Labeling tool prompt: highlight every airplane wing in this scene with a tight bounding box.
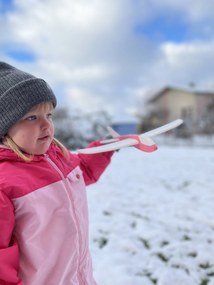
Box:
[141,119,183,138]
[77,138,138,154]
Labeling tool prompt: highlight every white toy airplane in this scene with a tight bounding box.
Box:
[77,119,183,154]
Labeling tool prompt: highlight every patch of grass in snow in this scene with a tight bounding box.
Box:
[129,211,151,223]
[198,263,214,285]
[144,272,157,284]
[160,240,170,247]
[138,237,150,249]
[207,272,214,277]
[136,271,157,284]
[103,210,112,216]
[94,237,109,249]
[199,262,213,269]
[171,264,190,274]
[182,234,192,241]
[200,279,209,285]
[130,221,137,228]
[94,230,109,249]
[178,180,191,190]
[156,252,169,262]
[187,251,197,258]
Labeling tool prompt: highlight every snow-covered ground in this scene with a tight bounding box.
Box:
[87,145,214,285]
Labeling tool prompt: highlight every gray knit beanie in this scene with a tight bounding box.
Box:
[0,62,57,138]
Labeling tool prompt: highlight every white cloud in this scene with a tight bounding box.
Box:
[65,86,104,112]
[1,0,214,122]
[158,41,214,88]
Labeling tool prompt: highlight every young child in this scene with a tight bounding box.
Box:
[0,62,113,285]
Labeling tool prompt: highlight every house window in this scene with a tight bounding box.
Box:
[181,107,192,119]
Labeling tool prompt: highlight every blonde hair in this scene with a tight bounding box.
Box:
[4,136,68,162]
[3,101,69,162]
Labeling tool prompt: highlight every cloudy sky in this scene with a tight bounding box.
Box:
[1,0,214,122]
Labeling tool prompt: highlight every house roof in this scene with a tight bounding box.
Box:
[148,86,214,103]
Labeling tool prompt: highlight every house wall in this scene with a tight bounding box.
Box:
[153,89,197,122]
[166,90,196,120]
[195,94,214,119]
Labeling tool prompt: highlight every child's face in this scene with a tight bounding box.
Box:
[7,102,54,155]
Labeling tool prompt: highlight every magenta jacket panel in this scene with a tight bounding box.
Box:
[0,143,113,285]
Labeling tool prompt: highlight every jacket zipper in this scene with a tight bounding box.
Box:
[43,153,65,179]
[43,153,84,284]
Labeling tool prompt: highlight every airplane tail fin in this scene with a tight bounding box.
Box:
[106,126,120,138]
[100,126,120,144]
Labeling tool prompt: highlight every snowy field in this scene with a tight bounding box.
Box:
[87,145,214,285]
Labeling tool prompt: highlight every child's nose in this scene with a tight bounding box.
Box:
[41,118,52,129]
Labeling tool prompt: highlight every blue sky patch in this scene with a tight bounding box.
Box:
[0,0,14,13]
[6,50,36,62]
[134,16,188,42]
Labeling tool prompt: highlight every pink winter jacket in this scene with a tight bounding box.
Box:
[0,142,113,285]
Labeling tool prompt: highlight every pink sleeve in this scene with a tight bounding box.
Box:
[0,191,22,284]
[78,140,114,186]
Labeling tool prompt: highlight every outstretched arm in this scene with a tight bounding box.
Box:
[78,140,114,186]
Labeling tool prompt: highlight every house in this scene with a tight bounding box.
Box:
[143,86,214,134]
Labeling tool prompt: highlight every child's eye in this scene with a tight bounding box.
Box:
[47,113,53,119]
[26,115,37,121]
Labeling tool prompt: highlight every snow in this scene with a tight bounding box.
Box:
[87,145,214,285]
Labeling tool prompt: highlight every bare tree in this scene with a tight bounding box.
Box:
[53,107,112,149]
